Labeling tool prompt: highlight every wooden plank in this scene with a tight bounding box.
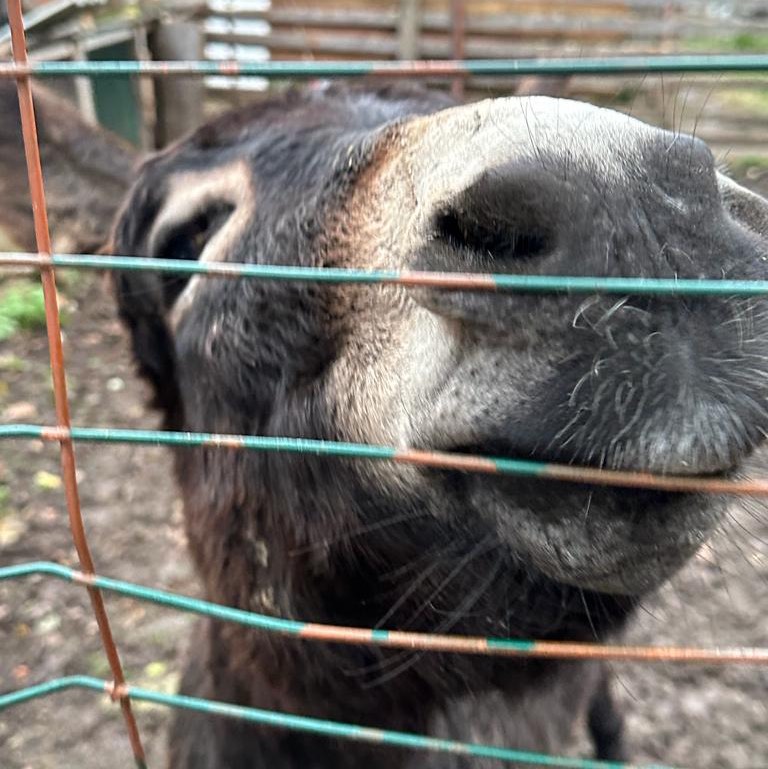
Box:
[204,24,675,57]
[208,29,399,57]
[207,10,768,60]
[206,28,683,59]
[263,0,684,14]
[214,6,768,38]
[211,9,679,38]
[211,10,768,42]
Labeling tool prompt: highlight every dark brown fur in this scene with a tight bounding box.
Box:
[110,83,768,768]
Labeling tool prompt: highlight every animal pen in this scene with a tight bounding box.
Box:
[0,0,767,766]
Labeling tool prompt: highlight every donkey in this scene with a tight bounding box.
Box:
[110,82,768,767]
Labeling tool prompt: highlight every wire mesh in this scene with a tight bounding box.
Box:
[2,2,768,767]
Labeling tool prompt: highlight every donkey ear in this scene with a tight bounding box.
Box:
[111,164,181,419]
[111,155,252,420]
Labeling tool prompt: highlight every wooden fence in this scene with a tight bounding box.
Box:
[203,0,768,159]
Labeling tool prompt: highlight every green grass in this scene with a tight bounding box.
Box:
[718,88,768,116]
[85,650,111,678]
[56,268,90,297]
[610,86,640,106]
[0,354,25,373]
[728,155,768,177]
[0,280,48,341]
[683,33,768,53]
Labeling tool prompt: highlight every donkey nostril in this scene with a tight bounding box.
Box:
[435,209,550,262]
[432,160,561,265]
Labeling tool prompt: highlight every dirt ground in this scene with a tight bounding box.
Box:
[1,186,768,767]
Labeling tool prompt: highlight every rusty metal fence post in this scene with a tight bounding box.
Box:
[4,0,147,765]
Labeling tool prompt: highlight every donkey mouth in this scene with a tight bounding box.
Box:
[440,436,734,595]
[475,476,721,595]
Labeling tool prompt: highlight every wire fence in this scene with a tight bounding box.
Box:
[2,54,768,79]
[0,675,676,769]
[1,0,768,767]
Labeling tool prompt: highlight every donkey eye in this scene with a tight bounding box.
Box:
[153,203,235,307]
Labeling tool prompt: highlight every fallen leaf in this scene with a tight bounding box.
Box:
[2,401,37,421]
[144,661,168,679]
[14,622,30,638]
[133,669,181,712]
[38,506,58,522]
[0,511,26,546]
[34,470,62,491]
[35,614,61,635]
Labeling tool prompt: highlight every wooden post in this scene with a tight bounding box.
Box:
[398,0,421,60]
[149,20,204,147]
[73,33,98,126]
[450,0,466,99]
[133,23,157,152]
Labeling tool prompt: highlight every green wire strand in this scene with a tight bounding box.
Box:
[0,423,399,458]
[0,560,536,650]
[0,54,766,77]
[5,253,768,296]
[0,560,307,635]
[0,424,549,475]
[0,675,674,769]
